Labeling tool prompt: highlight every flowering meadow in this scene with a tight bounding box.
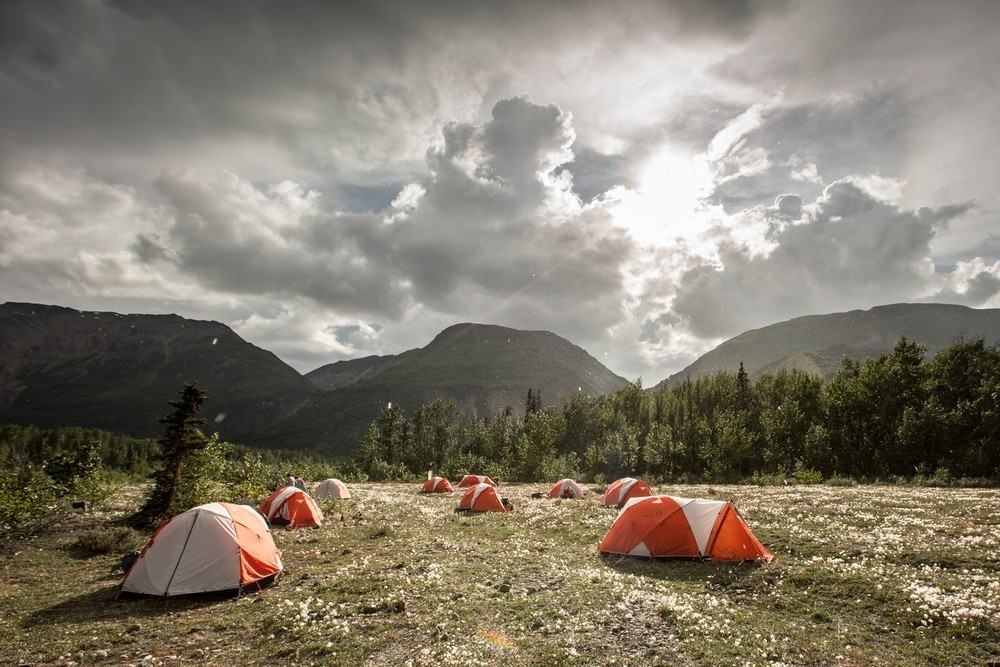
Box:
[0,483,997,666]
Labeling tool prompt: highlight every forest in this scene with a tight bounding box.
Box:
[353,337,1000,484]
[1,336,997,514]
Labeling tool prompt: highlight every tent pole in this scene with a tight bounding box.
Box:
[163,510,200,596]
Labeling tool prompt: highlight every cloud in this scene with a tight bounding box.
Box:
[930,258,1000,307]
[667,180,972,339]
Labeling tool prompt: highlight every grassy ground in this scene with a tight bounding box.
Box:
[1,482,998,666]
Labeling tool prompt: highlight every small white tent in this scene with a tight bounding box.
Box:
[315,478,351,500]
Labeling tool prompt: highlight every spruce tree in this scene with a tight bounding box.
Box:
[132,382,208,528]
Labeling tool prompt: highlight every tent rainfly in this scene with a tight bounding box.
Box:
[600,477,653,508]
[315,478,351,500]
[458,474,498,488]
[457,483,509,512]
[259,486,324,528]
[598,495,774,562]
[549,478,585,499]
[119,502,283,597]
[420,476,455,493]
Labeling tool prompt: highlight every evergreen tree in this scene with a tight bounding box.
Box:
[525,388,543,417]
[133,382,209,528]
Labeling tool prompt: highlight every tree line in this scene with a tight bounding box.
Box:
[353,337,1000,484]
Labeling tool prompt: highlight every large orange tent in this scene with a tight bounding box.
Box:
[457,483,509,512]
[598,495,774,562]
[600,477,653,508]
[420,476,454,493]
[259,486,324,528]
[549,478,585,499]
[315,478,351,500]
[458,474,497,488]
[120,502,283,597]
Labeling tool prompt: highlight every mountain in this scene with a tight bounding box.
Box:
[0,303,316,438]
[304,351,419,390]
[247,322,631,454]
[656,303,1000,388]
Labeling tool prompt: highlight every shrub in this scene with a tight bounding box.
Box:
[794,467,823,485]
[824,476,857,487]
[925,467,954,487]
[72,526,145,555]
[0,467,57,529]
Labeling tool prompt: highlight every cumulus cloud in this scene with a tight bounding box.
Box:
[667,180,971,339]
[2,0,999,385]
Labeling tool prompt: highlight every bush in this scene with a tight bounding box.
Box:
[824,476,857,487]
[794,467,823,485]
[0,467,57,529]
[73,468,123,506]
[925,467,954,487]
[72,526,145,555]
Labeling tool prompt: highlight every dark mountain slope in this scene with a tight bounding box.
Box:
[0,303,315,438]
[656,303,1000,388]
[250,323,631,454]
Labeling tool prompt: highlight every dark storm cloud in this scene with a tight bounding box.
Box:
[142,98,635,341]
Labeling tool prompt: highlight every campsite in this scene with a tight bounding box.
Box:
[1,481,997,666]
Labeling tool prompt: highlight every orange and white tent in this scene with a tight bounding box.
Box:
[420,476,454,493]
[259,486,324,528]
[458,474,497,488]
[457,483,509,512]
[120,503,283,597]
[601,477,653,508]
[598,495,774,562]
[549,478,585,499]
[315,478,351,500]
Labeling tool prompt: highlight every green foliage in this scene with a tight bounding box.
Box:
[347,336,999,484]
[0,467,56,528]
[44,442,100,491]
[794,464,823,485]
[0,424,157,477]
[133,383,210,527]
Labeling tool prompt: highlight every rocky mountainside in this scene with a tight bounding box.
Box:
[0,303,316,438]
[0,304,630,454]
[249,322,631,454]
[656,303,1000,388]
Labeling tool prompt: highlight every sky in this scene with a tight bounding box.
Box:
[2,0,999,384]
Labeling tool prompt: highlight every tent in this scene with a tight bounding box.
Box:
[259,486,324,528]
[315,478,351,500]
[600,477,653,508]
[420,476,455,493]
[458,474,498,488]
[457,483,509,512]
[120,502,283,597]
[549,478,585,499]
[598,495,774,562]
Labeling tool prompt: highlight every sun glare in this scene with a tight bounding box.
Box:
[610,146,713,249]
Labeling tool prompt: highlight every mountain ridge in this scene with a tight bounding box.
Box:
[656,302,1000,388]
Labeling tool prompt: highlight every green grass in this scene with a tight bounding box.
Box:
[1,483,998,665]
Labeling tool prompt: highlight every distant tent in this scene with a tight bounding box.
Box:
[457,483,509,512]
[549,478,585,499]
[598,495,774,562]
[259,487,324,528]
[315,478,351,500]
[601,477,653,508]
[120,503,283,597]
[458,474,498,488]
[420,476,455,494]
